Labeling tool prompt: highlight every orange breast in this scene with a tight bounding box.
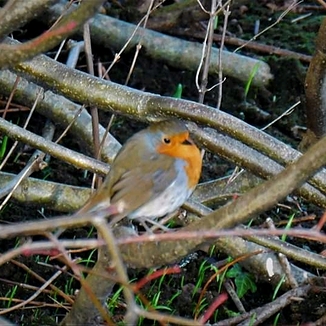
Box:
[157,131,202,189]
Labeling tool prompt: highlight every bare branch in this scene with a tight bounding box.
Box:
[0,0,106,68]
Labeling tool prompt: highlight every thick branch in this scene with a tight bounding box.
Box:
[6,47,326,204]
[0,117,108,175]
[43,1,273,87]
[0,0,57,39]
[304,17,326,139]
[0,0,105,68]
[0,69,121,164]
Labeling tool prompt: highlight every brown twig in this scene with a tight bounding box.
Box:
[216,3,230,109]
[215,284,311,325]
[1,76,20,119]
[92,217,137,325]
[0,261,66,315]
[179,31,312,62]
[196,0,221,103]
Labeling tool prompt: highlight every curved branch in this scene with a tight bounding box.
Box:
[43,1,273,87]
[0,69,121,164]
[0,0,57,39]
[8,46,326,204]
[2,68,325,207]
[191,127,326,206]
[0,172,91,212]
[0,117,109,175]
[0,0,105,68]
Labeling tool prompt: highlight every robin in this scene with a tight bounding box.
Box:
[79,119,202,228]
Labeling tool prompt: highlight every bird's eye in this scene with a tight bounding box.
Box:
[163,137,171,144]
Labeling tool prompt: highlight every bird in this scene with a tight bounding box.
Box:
[78,119,202,229]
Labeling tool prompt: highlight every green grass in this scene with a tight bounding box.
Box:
[173,83,183,98]
[5,285,18,308]
[281,213,295,241]
[0,135,8,161]
[244,63,260,100]
[272,274,285,301]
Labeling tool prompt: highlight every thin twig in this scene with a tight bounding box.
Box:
[196,0,218,103]
[92,217,138,325]
[125,0,156,85]
[47,231,114,326]
[1,76,20,120]
[235,0,302,53]
[216,2,230,109]
[0,238,103,266]
[0,265,65,315]
[103,0,167,77]
[0,88,43,171]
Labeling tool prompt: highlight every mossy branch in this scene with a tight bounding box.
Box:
[43,1,273,87]
[0,0,56,39]
[0,0,105,68]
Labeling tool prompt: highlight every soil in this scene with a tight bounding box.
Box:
[0,1,325,325]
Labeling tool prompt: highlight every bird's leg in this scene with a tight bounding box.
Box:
[155,211,179,228]
[145,210,180,232]
[138,214,177,233]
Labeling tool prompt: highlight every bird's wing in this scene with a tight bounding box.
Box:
[109,155,178,214]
